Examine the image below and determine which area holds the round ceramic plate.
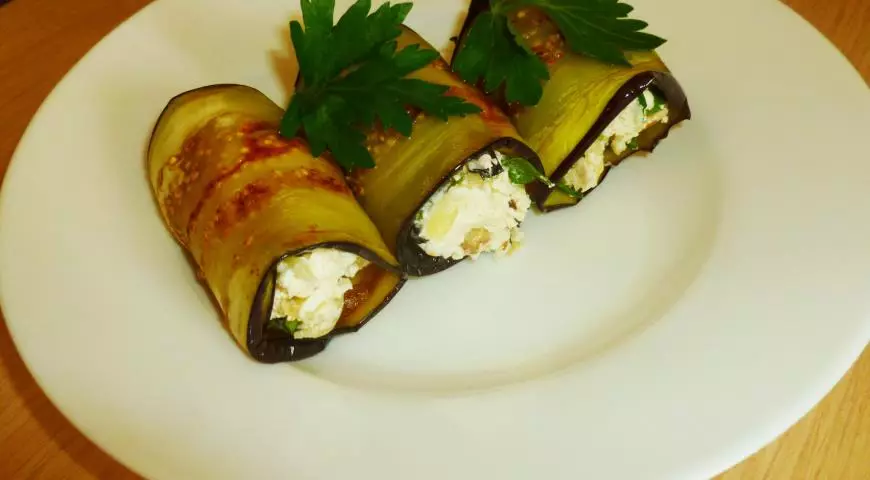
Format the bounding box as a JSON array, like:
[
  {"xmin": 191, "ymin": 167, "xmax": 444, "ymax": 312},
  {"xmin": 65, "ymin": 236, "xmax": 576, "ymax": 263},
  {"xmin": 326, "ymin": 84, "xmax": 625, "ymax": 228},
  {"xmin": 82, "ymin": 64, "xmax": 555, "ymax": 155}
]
[{"xmin": 2, "ymin": 0, "xmax": 869, "ymax": 478}]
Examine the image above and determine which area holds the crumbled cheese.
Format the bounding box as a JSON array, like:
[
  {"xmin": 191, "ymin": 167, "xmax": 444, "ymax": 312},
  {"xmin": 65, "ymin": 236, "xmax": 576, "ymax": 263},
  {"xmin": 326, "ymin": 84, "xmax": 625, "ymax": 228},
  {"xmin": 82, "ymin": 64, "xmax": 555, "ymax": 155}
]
[
  {"xmin": 563, "ymin": 89, "xmax": 670, "ymax": 192},
  {"xmin": 466, "ymin": 153, "xmax": 497, "ymax": 171},
  {"xmin": 414, "ymin": 151, "xmax": 531, "ymax": 260},
  {"xmin": 270, "ymin": 249, "xmax": 368, "ymax": 339}
]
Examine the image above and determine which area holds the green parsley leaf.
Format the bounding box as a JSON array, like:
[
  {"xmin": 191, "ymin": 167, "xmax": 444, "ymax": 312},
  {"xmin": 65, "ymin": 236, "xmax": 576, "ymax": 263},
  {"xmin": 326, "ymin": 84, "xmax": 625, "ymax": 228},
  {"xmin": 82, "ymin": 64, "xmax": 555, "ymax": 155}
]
[
  {"xmin": 267, "ymin": 317, "xmax": 303, "ymax": 335},
  {"xmin": 646, "ymin": 91, "xmax": 666, "ymax": 115},
  {"xmin": 286, "ymin": 320, "xmax": 302, "ymax": 333},
  {"xmin": 512, "ymin": 0, "xmax": 666, "ymax": 66},
  {"xmin": 292, "ymin": 0, "xmax": 411, "ymax": 87},
  {"xmin": 626, "ymin": 138, "xmax": 639, "ymax": 150},
  {"xmin": 637, "ymin": 92, "xmax": 648, "ymax": 110},
  {"xmin": 453, "ymin": 0, "xmax": 666, "ymax": 105},
  {"xmin": 502, "ymin": 156, "xmax": 552, "ymax": 187},
  {"xmin": 555, "ymin": 182, "xmax": 582, "ymax": 199},
  {"xmin": 453, "ymin": 11, "xmax": 549, "ymax": 106},
  {"xmin": 280, "ymin": 0, "xmax": 482, "ymax": 170},
  {"xmin": 301, "ymin": 96, "xmax": 375, "ymax": 169},
  {"xmin": 501, "ymin": 156, "xmax": 582, "ymax": 199}
]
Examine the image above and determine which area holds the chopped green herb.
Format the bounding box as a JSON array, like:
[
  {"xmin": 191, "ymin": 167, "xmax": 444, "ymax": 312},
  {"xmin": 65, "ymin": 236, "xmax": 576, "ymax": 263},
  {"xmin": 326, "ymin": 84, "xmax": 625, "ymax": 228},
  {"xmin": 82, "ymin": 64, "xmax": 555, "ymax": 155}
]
[
  {"xmin": 502, "ymin": 156, "xmax": 548, "ymax": 186},
  {"xmin": 267, "ymin": 316, "xmax": 301, "ymax": 335},
  {"xmin": 626, "ymin": 138, "xmax": 639, "ymax": 150},
  {"xmin": 638, "ymin": 92, "xmax": 648, "ymax": 110},
  {"xmin": 268, "ymin": 316, "xmax": 290, "ymax": 332},
  {"xmin": 555, "ymin": 182, "xmax": 582, "ymax": 198},
  {"xmin": 280, "ymin": 0, "xmax": 481, "ymax": 170},
  {"xmin": 501, "ymin": 156, "xmax": 581, "ymax": 199},
  {"xmin": 454, "ymin": 0, "xmax": 666, "ymax": 106},
  {"xmin": 286, "ymin": 320, "xmax": 301, "ymax": 333},
  {"xmin": 646, "ymin": 92, "xmax": 666, "ymax": 115}
]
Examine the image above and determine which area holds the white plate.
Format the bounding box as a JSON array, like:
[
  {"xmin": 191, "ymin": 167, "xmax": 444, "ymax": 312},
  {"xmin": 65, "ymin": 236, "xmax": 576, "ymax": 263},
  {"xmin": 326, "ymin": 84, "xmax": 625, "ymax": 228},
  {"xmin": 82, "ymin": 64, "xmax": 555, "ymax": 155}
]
[{"xmin": 2, "ymin": 0, "xmax": 869, "ymax": 478}]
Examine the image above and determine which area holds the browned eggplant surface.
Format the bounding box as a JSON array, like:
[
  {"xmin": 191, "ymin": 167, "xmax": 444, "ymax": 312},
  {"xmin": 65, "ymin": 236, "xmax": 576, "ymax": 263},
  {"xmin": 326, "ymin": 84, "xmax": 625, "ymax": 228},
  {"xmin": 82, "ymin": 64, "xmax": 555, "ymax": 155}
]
[
  {"xmin": 344, "ymin": 27, "xmax": 546, "ymax": 276},
  {"xmin": 147, "ymin": 84, "xmax": 405, "ymax": 362}
]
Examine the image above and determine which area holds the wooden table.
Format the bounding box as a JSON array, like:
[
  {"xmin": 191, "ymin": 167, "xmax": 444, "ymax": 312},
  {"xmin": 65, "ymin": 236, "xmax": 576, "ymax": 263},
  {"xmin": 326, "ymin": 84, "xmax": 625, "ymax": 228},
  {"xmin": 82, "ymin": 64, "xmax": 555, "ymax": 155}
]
[{"xmin": 0, "ymin": 0, "xmax": 868, "ymax": 478}]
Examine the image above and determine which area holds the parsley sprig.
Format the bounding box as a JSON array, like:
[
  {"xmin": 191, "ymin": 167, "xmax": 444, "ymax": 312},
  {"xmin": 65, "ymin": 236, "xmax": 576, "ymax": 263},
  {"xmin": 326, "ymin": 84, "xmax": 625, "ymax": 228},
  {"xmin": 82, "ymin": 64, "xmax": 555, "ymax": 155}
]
[
  {"xmin": 454, "ymin": 0, "xmax": 666, "ymax": 106},
  {"xmin": 280, "ymin": 0, "xmax": 482, "ymax": 170},
  {"xmin": 452, "ymin": 11, "xmax": 550, "ymax": 107}
]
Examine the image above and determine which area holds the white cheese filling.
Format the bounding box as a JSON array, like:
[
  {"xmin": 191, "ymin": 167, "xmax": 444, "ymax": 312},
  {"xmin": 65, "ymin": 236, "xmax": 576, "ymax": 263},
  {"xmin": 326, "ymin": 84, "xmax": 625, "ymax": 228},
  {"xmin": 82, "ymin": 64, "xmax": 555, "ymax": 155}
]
[
  {"xmin": 563, "ymin": 89, "xmax": 670, "ymax": 192},
  {"xmin": 270, "ymin": 249, "xmax": 368, "ymax": 339},
  {"xmin": 414, "ymin": 151, "xmax": 531, "ymax": 261}
]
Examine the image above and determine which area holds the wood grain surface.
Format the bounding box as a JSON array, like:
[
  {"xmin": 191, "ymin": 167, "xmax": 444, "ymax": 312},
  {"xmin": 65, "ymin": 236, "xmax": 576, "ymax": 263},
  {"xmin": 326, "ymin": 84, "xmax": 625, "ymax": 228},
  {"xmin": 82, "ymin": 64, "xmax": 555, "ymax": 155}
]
[{"xmin": 0, "ymin": 0, "xmax": 868, "ymax": 478}]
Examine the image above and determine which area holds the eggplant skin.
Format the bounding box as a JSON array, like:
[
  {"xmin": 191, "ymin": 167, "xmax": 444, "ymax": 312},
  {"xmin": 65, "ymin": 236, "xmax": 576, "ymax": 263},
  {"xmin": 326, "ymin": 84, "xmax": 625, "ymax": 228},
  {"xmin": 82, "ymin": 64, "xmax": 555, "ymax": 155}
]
[
  {"xmin": 452, "ymin": 2, "xmax": 692, "ymax": 211},
  {"xmin": 146, "ymin": 84, "xmax": 405, "ymax": 363},
  {"xmin": 248, "ymin": 242, "xmax": 405, "ymax": 363},
  {"xmin": 341, "ymin": 26, "xmax": 545, "ymax": 276},
  {"xmin": 540, "ymin": 71, "xmax": 690, "ymax": 211},
  {"xmin": 394, "ymin": 137, "xmax": 544, "ymax": 276}
]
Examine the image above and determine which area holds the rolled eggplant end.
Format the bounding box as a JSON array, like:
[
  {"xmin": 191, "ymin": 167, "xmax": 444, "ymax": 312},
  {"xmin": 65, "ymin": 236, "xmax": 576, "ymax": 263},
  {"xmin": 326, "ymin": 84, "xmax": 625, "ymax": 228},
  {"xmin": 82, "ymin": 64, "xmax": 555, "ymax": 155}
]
[
  {"xmin": 395, "ymin": 137, "xmax": 542, "ymax": 276},
  {"xmin": 244, "ymin": 243, "xmax": 405, "ymax": 363},
  {"xmin": 539, "ymin": 72, "xmax": 690, "ymax": 212}
]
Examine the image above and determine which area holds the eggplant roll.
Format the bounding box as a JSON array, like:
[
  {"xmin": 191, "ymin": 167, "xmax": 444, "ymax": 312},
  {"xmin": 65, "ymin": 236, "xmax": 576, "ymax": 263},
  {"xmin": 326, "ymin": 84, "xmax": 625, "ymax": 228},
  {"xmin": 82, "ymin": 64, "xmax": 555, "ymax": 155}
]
[
  {"xmin": 147, "ymin": 84, "xmax": 405, "ymax": 363},
  {"xmin": 344, "ymin": 27, "xmax": 545, "ymax": 276},
  {"xmin": 454, "ymin": 2, "xmax": 691, "ymax": 211}
]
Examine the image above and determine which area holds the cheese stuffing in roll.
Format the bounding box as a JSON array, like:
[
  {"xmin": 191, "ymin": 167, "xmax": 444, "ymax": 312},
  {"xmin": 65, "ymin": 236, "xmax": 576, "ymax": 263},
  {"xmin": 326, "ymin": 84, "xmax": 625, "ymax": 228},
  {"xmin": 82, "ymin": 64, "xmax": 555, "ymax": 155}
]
[
  {"xmin": 563, "ymin": 89, "xmax": 670, "ymax": 193},
  {"xmin": 414, "ymin": 151, "xmax": 530, "ymax": 260},
  {"xmin": 270, "ymin": 249, "xmax": 369, "ymax": 339}
]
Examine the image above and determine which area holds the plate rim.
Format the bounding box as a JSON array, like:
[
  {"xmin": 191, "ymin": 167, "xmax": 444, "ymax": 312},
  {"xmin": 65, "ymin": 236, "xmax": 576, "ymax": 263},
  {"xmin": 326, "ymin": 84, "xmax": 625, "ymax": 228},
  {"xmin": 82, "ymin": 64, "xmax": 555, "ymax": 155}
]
[{"xmin": 1, "ymin": 0, "xmax": 869, "ymax": 478}]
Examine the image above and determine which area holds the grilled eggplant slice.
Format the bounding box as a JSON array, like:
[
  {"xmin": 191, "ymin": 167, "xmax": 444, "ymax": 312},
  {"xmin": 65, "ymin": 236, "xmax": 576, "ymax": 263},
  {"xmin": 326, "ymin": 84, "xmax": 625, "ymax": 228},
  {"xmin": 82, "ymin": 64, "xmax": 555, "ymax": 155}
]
[
  {"xmin": 147, "ymin": 84, "xmax": 405, "ymax": 363},
  {"xmin": 453, "ymin": 1, "xmax": 691, "ymax": 211},
  {"xmin": 339, "ymin": 27, "xmax": 545, "ymax": 276}
]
